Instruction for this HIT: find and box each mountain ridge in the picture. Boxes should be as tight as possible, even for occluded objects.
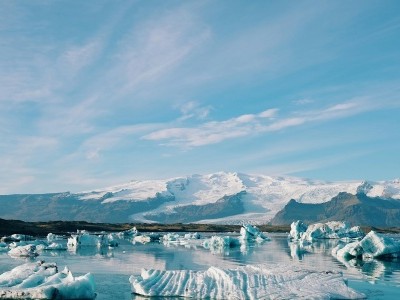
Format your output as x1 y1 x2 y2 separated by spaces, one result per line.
0 172 399 224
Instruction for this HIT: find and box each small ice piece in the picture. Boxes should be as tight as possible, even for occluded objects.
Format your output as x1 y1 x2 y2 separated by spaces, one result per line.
129 264 364 299
8 245 39 258
116 227 139 239
0 261 95 299
10 234 34 242
240 224 270 241
184 232 201 240
39 243 67 251
47 233 64 243
133 235 151 244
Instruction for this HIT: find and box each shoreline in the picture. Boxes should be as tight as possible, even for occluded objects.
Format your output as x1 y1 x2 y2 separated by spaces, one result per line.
1 218 399 236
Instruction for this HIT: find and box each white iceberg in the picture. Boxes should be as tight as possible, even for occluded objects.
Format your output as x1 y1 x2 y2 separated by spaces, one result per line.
10 234 34 242
184 232 201 239
289 221 364 243
37 243 67 251
129 264 364 299
47 233 64 243
67 231 108 248
333 231 400 260
202 235 240 251
240 224 270 242
8 245 39 258
0 261 95 299
116 226 138 239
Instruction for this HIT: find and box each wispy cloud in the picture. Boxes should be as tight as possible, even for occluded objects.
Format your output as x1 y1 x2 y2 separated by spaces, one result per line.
143 97 384 148
177 101 212 121
143 108 279 147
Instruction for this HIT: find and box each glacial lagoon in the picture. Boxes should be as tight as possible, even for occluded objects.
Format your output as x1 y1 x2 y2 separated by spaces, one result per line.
1 232 400 299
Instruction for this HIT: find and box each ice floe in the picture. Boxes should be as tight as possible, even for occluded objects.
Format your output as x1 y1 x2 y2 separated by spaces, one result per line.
0 261 95 299
129 264 364 299
8 245 39 258
67 231 108 248
240 224 270 242
289 220 364 244
333 230 400 260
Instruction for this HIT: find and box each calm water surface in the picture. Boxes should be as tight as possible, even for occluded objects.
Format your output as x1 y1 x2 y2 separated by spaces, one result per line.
1 233 399 299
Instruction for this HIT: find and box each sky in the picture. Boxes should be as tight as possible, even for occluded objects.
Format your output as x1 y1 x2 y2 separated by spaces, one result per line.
0 0 399 194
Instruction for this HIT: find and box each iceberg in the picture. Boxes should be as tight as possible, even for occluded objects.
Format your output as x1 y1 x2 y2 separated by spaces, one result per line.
202 235 240 252
0 261 95 299
332 231 400 260
129 264 364 299
240 224 270 242
67 231 108 248
47 233 64 243
8 245 39 258
289 221 364 243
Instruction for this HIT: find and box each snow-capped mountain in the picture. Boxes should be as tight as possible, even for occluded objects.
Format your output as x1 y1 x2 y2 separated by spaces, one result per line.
0 172 399 224
74 172 400 224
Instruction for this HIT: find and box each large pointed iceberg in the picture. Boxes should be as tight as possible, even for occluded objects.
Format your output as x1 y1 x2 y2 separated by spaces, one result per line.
0 261 95 299
129 264 364 299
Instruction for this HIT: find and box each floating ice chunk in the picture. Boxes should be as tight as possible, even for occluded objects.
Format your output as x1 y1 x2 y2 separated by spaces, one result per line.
289 220 308 240
67 231 108 248
289 221 364 243
116 227 138 239
10 234 34 242
184 232 201 239
162 233 181 242
0 261 95 299
37 243 67 251
129 264 364 299
332 231 400 261
47 233 64 243
359 231 400 259
133 235 151 244
240 224 270 241
8 245 39 258
202 236 240 253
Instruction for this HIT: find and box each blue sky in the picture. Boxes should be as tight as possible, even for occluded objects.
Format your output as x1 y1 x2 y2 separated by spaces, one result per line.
1 0 399 193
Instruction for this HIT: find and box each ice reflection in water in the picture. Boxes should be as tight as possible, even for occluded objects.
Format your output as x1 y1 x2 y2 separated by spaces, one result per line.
0 233 399 299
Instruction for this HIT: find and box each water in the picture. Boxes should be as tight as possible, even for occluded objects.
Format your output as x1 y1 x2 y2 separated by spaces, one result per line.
1 233 400 299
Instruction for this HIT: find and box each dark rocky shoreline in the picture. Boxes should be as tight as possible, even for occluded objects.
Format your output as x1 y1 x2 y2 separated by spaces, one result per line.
1 218 399 237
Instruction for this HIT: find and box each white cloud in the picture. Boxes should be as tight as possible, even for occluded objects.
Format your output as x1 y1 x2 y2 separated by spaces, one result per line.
143 108 279 147
177 101 212 121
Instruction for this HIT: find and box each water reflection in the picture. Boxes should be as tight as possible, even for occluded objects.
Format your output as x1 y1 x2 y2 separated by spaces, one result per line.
1 233 400 299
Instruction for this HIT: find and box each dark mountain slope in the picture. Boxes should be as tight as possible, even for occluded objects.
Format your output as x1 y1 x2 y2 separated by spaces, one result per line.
271 192 400 227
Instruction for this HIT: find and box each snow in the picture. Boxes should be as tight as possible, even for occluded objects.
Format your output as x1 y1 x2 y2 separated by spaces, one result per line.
8 245 39 258
332 231 400 260
129 264 364 299
74 172 400 224
0 261 95 299
72 172 400 224
289 221 365 244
